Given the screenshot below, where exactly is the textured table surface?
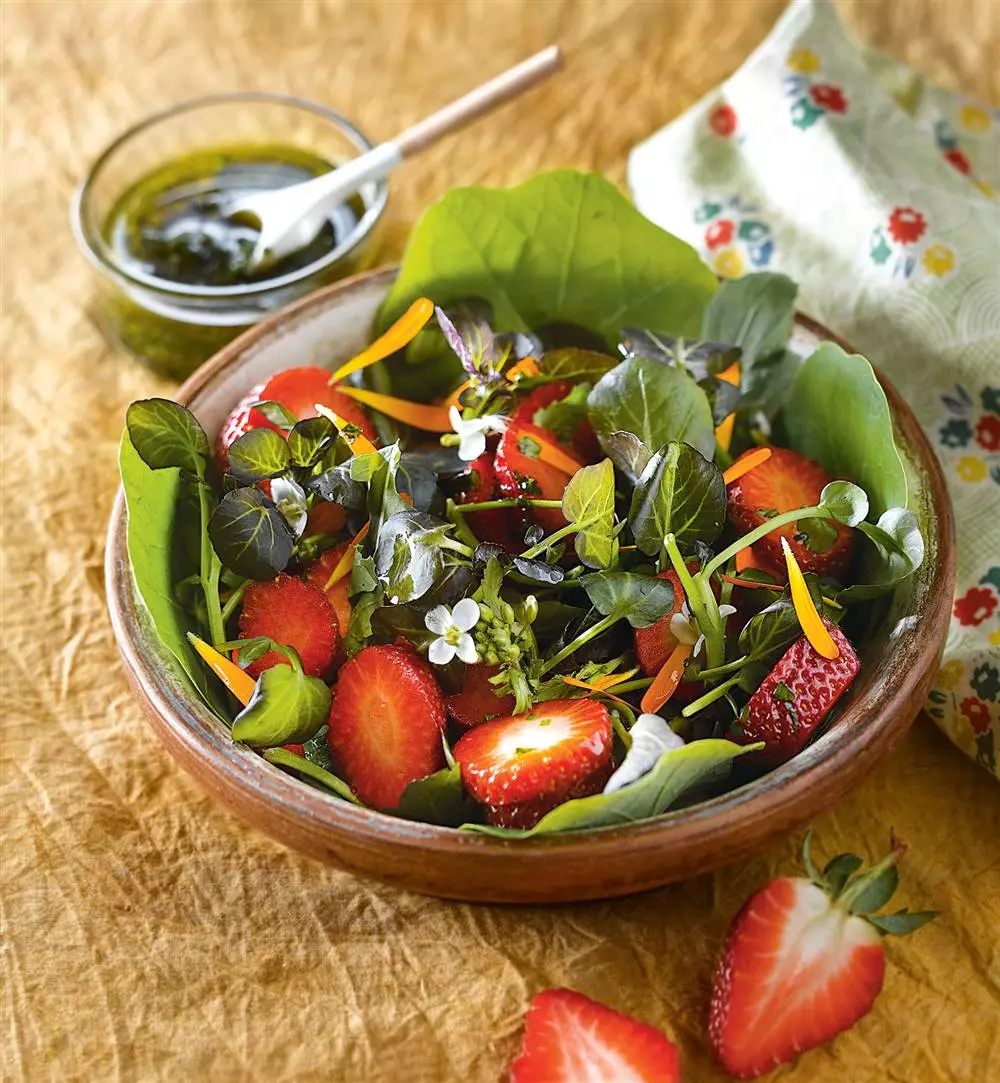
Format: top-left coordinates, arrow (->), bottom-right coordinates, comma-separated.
2,2 -> 999,1080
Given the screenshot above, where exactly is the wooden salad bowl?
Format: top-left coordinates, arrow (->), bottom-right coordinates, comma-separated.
105,266 -> 956,904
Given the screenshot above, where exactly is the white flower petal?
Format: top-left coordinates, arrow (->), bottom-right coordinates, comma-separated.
458,429 -> 487,461
424,605 -> 452,635
449,405 -> 465,432
603,714 -> 685,794
455,634 -> 478,664
693,634 -> 705,659
451,597 -> 480,632
669,612 -> 699,645
718,604 -> 738,619
428,637 -> 457,665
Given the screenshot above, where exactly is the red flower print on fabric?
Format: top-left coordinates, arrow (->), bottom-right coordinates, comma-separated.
809,84 -> 847,114
961,696 -> 992,735
709,104 -> 738,137
705,219 -> 735,250
944,147 -> 972,175
887,207 -> 927,245
954,586 -> 998,626
975,415 -> 1000,451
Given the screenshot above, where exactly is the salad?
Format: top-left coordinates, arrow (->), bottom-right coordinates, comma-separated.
119,171 -> 925,837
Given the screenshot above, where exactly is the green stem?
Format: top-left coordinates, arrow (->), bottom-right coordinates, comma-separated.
663,534 -> 725,670
681,674 -> 742,718
221,580 -> 249,626
539,612 -> 619,676
457,498 -> 564,513
444,499 -> 480,549
196,475 -> 226,647
521,521 -> 576,560
837,839 -> 906,912
704,503 -> 828,579
438,537 -> 475,558
695,655 -> 749,682
604,677 -> 653,695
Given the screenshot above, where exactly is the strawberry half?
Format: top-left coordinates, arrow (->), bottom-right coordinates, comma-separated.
510,381 -> 600,463
238,574 -> 341,680
494,421 -> 572,534
453,699 -> 613,828
633,568 -> 688,677
454,451 -> 523,549
511,988 -> 682,1083
709,835 -> 935,1078
326,644 -> 446,809
445,664 -> 516,728
302,543 -> 352,641
727,446 -> 856,579
737,621 -> 859,766
216,366 -> 378,469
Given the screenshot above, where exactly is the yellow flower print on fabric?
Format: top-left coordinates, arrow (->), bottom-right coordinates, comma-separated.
959,105 -> 991,133
922,243 -> 955,278
787,48 -> 820,74
957,456 -> 988,483
990,628 -> 1000,648
714,248 -> 745,278
975,180 -> 995,199
937,659 -> 965,690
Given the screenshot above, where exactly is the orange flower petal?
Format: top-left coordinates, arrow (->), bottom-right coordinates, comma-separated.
188,633 -> 256,706
723,446 -> 772,486
714,362 -> 741,452
781,536 -> 839,659
313,404 -> 378,456
323,522 -> 370,591
640,642 -> 693,714
336,386 -> 452,432
533,432 -> 585,476
561,675 -> 632,709
329,298 -> 433,384
505,356 -> 540,380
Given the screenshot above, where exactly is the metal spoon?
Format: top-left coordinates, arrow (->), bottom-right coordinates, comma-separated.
227,45 -> 562,272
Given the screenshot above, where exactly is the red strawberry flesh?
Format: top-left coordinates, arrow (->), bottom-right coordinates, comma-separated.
302,543 -> 353,639
494,421 -> 572,534
511,987 -> 682,1083
510,381 -> 600,463
445,664 -> 516,728
455,452 -> 523,549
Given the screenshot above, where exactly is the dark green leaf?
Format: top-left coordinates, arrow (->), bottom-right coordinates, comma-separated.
847,865 -> 899,915
287,416 -> 335,467
307,465 -> 367,510
462,739 -> 759,837
628,441 -> 727,555
534,601 -> 587,640
209,486 -> 295,580
868,910 -> 938,937
303,725 -> 336,771
397,455 -> 440,512
702,272 -> 798,368
582,571 -> 675,628
396,762 -> 469,826
795,516 -> 840,554
374,511 -> 449,604
236,636 -> 272,666
602,430 -> 653,487
820,481 -> 870,527
737,578 -> 825,666
227,428 -> 292,482
823,853 -> 863,897
512,556 -> 565,584
345,583 -> 383,653
252,400 -> 297,431
533,383 -> 591,443
563,459 -> 616,569
700,374 -> 742,426
619,329 -> 741,381
838,508 -> 925,603
126,398 -> 209,474
262,747 -> 358,802
232,663 -> 331,746
535,347 -> 616,384
588,356 -> 715,459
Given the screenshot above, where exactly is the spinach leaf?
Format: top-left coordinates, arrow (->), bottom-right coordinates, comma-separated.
227,428 -> 292,482
232,663 -> 331,746
602,430 -> 653,487
262,747 -> 359,803
582,571 -> 675,628
783,344 -> 907,516
462,739 -> 759,837
838,507 -> 925,603
628,441 -> 726,555
396,763 -> 470,826
563,459 -> 616,569
126,398 -> 209,474
702,272 -> 798,368
588,356 -> 715,459
380,171 -> 717,346
209,486 -> 295,580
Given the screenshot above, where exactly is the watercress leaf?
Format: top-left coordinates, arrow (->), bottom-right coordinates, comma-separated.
582,571 -> 675,628
474,542 -> 508,570
523,525 -> 545,547
380,170 -> 717,345
740,348 -> 802,417
262,747 -> 358,803
738,577 -> 824,664
820,481 -> 870,527
349,553 -> 379,596
396,763 -> 469,826
700,374 -> 743,426
303,724 -> 335,770
252,400 -> 297,431
534,601 -> 587,640
398,455 -> 441,512
702,272 -> 798,368
535,347 -> 616,384
868,910 -> 938,937
287,416 -> 335,468
306,465 -> 367,510
795,516 -> 839,554
588,356 -> 716,459
345,583 -> 382,653
533,383 -> 591,443
838,508 -> 925,603
619,329 -> 741,381
353,444 -> 408,549
227,428 -> 292,483
602,430 -> 653,488
374,511 -> 448,604
563,459 -> 616,569
126,398 -> 209,474
782,344 -> 907,516
209,486 -> 295,580
231,663 -> 331,746
604,714 -> 685,793
235,636 -> 272,666
512,556 -> 565,585
847,864 -> 900,916
628,441 -> 727,555
462,739 -> 759,837
823,853 -> 863,897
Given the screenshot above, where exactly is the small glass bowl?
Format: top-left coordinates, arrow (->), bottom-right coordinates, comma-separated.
72,93 -> 388,380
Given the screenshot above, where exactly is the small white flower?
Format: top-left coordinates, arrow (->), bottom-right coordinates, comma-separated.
449,406 -> 507,462
425,598 -> 480,665
270,477 -> 309,537
603,713 -> 686,794
668,602 -> 737,658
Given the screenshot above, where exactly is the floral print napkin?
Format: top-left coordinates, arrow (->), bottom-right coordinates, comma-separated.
628,0 -> 1000,777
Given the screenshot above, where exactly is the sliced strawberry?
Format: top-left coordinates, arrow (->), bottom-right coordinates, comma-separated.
494,421 -> 572,534
633,569 -> 687,677
709,837 -> 934,1078
454,452 -> 523,549
303,500 -> 347,538
453,699 -> 612,827
737,622 -> 859,766
302,544 -> 352,639
238,574 -> 341,680
282,743 -> 305,757
484,761 -> 612,828
445,664 -> 516,728
326,644 -> 446,809
727,446 -> 856,579
511,988 -> 681,1083
216,366 -> 378,468
511,381 -> 600,463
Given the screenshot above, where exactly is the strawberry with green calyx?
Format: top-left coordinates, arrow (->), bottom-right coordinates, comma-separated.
709,831 -> 937,1079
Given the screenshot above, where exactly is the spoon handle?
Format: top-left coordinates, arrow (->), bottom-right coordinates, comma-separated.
392,45 -> 562,158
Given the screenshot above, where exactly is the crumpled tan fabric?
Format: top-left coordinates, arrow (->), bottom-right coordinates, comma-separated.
2,3 -> 998,1081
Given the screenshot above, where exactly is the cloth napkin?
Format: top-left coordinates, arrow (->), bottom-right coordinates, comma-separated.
628,0 -> 1000,777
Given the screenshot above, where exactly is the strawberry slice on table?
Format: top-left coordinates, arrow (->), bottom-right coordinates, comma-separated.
736,621 -> 859,766
453,699 -> 613,828
302,543 -> 353,641
511,987 -> 682,1083
238,574 -> 342,680
216,366 -> 378,468
445,664 -> 516,728
510,381 -> 600,463
494,421 -> 573,535
454,451 -> 524,549
326,644 -> 446,809
727,446 -> 857,580
709,835 -> 936,1078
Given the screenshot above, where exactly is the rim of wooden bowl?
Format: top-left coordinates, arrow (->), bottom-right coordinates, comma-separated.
106,265 -> 956,903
